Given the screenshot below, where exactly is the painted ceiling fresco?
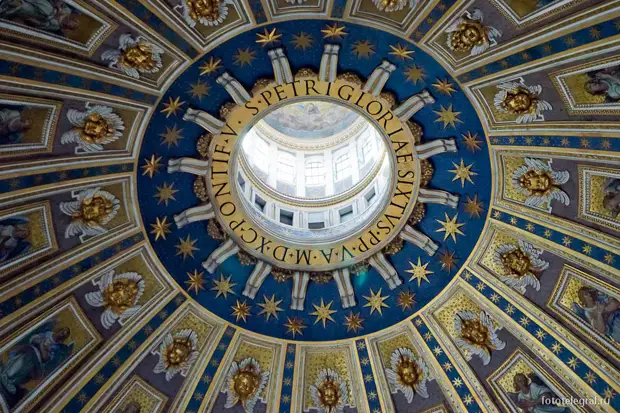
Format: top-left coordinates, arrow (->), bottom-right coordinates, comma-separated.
0,1 -> 619,413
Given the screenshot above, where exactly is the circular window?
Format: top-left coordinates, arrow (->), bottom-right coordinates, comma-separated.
234,99 -> 393,246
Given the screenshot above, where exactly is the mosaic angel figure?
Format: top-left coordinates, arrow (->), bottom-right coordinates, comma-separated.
0,106 -> 32,145
59,187 -> 120,239
494,239 -> 548,294
572,286 -> 620,342
385,348 -> 430,403
512,158 -> 570,208
454,310 -> 505,365
445,9 -> 502,56
223,357 -> 270,413
0,320 -> 73,409
153,329 -> 198,381
310,369 -> 349,413
85,270 -> 144,329
61,105 -> 125,153
101,34 -> 164,79
178,0 -> 231,27
494,80 -> 552,123
0,0 -> 80,34
372,0 -> 419,12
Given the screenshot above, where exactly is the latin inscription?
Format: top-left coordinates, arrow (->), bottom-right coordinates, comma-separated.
209,79 -> 419,269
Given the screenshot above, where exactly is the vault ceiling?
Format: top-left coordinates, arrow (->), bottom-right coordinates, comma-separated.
0,1 -> 618,413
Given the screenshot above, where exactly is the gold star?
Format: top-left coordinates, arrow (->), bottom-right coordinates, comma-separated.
436,213 -> 465,242
406,257 -> 433,286
363,288 -> 389,315
154,182 -> 178,206
176,235 -> 199,260
567,357 -> 579,369
351,40 -> 375,58
291,32 -> 313,51
564,36 -> 576,47
141,154 -> 162,178
433,346 -> 443,356
544,229 -> 552,238
476,282 -> 485,291
344,311 -> 364,333
185,269 -> 205,294
490,293 -> 500,303
433,78 -> 457,96
160,125 -> 184,148
434,104 -> 463,129
199,56 -> 221,76
361,357 -> 370,366
601,139 -> 611,150
161,96 -> 185,118
464,195 -> 484,218
311,299 -> 337,327
439,249 -> 458,272
562,236 -> 572,247
150,217 -> 171,241
211,274 -> 236,299
583,371 -> 596,385
424,332 -> 432,341
582,244 -> 592,255
321,23 -> 347,39
188,80 -> 210,101
526,223 -> 535,232
604,253 -> 615,264
519,317 -> 530,327
364,374 -> 373,383
452,377 -> 462,387
397,290 -> 416,311
233,48 -> 256,67
535,329 -> 546,340
257,294 -> 283,321
357,341 -> 366,350
284,317 -> 306,338
403,64 -> 425,84
603,388 -> 614,400
463,395 -> 474,405
493,211 -> 502,219
231,299 -> 251,322
551,342 -> 562,354
510,217 -> 518,225
389,43 -> 414,60
462,131 -> 482,152
449,159 -> 477,187
505,304 -> 515,315
443,362 -> 452,371
561,137 -> 570,146
256,27 -> 282,46
282,395 -> 291,404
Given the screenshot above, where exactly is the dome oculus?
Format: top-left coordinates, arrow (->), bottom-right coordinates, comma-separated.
207,77 -> 420,271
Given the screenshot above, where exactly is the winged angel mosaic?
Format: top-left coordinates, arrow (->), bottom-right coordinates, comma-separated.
372,0 -> 419,12
153,329 -> 199,381
177,0 -> 231,27
223,357 -> 270,413
385,348 -> 431,403
310,369 -> 349,413
61,105 -> 124,153
85,270 -> 144,329
59,187 -> 120,239
455,310 -> 506,365
512,158 -> 570,209
446,9 -> 502,56
494,239 -> 549,294
101,34 -> 164,79
495,80 -> 552,123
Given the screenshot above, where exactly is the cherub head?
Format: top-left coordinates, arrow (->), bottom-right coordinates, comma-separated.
518,169 -> 553,194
